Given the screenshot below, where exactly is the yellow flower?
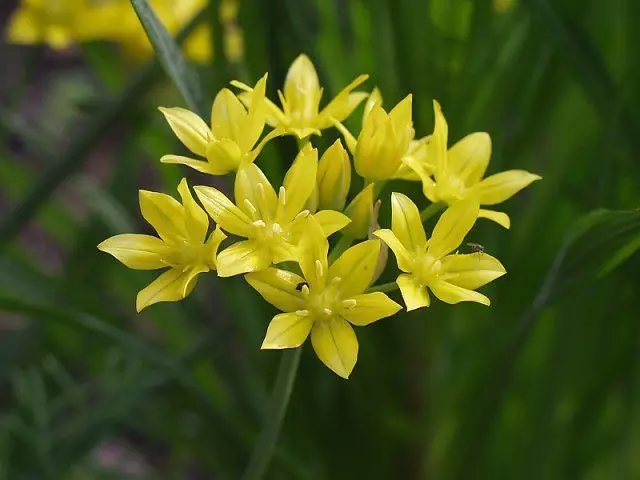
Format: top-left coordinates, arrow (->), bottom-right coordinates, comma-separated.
342,183 -> 375,240
232,54 -> 368,139
160,74 -> 280,175
337,93 -> 416,182
98,179 -> 226,312
374,193 -> 506,311
246,217 -> 401,378
315,139 -> 351,212
194,146 -> 350,277
405,101 -> 541,229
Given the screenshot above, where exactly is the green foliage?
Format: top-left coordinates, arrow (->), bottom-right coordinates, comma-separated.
1,0 -> 640,478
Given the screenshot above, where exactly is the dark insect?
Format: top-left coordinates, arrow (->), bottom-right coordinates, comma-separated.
466,242 -> 485,254
295,282 -> 309,292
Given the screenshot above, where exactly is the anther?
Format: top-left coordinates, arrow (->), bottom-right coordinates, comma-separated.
243,199 -> 258,216
295,309 -> 310,316
342,299 -> 357,310
271,222 -> 283,234
278,186 -> 286,206
314,260 -> 324,278
294,210 -> 310,220
252,220 -> 266,228
301,284 -> 310,296
331,276 -> 342,285
323,308 -> 333,316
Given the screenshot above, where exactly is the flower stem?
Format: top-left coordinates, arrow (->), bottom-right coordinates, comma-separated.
328,235 -> 353,263
241,348 -> 302,480
366,281 -> 398,294
420,202 -> 445,222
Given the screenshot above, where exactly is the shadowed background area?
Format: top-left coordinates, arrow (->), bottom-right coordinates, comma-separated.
1,0 -> 640,478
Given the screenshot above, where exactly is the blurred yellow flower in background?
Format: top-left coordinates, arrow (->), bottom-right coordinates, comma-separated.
375,193 -> 506,311
98,179 -> 226,312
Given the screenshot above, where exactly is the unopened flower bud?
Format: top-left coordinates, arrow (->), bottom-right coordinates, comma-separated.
317,139 -> 351,211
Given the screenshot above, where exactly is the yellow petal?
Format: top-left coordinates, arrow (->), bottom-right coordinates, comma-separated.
245,268 -> 305,312
317,74 -> 369,128
441,253 -> 506,290
160,155 -> 220,175
98,234 -> 168,270
159,107 -> 212,157
389,94 -> 413,136
313,210 -> 351,237
397,274 -> 430,311
373,229 -> 413,273
297,215 -> 329,290
177,178 -> 208,243
243,74 -> 268,152
343,182 -> 375,239
6,9 -> 40,45
362,87 -> 383,123
216,240 -> 271,277
204,226 -> 227,270
194,186 -> 252,237
478,209 -> 511,229
211,88 -> 247,143
448,132 -> 491,186
284,54 -> 320,119
317,139 -> 351,211
473,170 -> 542,205
429,280 -> 490,306
235,162 -> 278,220
280,145 -> 318,222
428,199 -> 479,259
136,265 -> 208,312
205,138 -> 244,174
339,292 -> 402,326
261,312 -> 314,349
139,190 -> 186,243
391,192 -> 427,254
328,239 -> 380,297
428,100 -> 449,182
311,317 -> 358,379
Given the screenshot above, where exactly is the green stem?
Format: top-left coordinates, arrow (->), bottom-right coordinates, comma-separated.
241,348 -> 302,480
420,202 -> 445,222
328,235 -> 353,263
366,281 -> 399,294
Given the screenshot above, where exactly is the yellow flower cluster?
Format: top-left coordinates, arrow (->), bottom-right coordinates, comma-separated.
99,55 -> 540,378
5,0 -> 242,62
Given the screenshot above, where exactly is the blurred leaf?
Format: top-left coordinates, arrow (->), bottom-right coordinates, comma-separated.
130,0 -> 205,115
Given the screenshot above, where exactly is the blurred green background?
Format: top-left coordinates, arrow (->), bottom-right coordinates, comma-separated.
1,0 -> 640,478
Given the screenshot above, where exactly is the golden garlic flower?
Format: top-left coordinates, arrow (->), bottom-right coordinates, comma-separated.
246,217 -> 401,378
98,179 -> 226,312
375,193 -> 506,311
406,101 -> 541,228
194,146 -> 350,277
232,54 -> 368,139
160,75 -> 280,175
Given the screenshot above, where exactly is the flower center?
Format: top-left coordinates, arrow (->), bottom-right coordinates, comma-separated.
304,277 -> 344,323
414,253 -> 442,287
436,173 -> 467,203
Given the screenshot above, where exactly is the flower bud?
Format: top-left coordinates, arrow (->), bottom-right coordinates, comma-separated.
316,139 -> 351,211
354,95 -> 414,181
343,182 -> 375,239
368,200 -> 388,283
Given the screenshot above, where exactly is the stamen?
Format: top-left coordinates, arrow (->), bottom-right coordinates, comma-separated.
255,182 -> 270,219
295,309 -> 310,316
252,220 -> 266,228
331,276 -> 342,285
301,284 -> 310,296
342,299 -> 357,310
314,260 -> 324,279
278,186 -> 286,206
271,222 -> 283,234
323,308 -> 333,316
243,199 -> 258,217
294,210 -> 310,220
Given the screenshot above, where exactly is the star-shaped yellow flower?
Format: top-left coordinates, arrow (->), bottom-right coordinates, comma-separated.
194,145 -> 350,277
405,101 -> 541,228
246,217 -> 402,378
159,74 -> 280,175
98,179 -> 226,312
375,193 -> 506,311
232,54 -> 368,139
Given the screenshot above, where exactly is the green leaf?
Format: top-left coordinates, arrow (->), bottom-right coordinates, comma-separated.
130,0 -> 206,116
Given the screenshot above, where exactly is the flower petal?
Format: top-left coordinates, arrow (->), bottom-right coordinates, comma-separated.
159,107 -> 212,157
261,312 -> 314,349
194,186 -> 252,237
139,190 -> 186,242
314,210 -> 351,237
245,268 -> 305,312
297,215 -> 329,290
428,199 -> 479,259
205,138 -> 244,174
397,274 -> 429,311
211,88 -> 247,143
216,240 -> 271,277
284,54 -> 321,120
373,229 -> 413,272
448,132 -> 491,187
429,280 -> 490,306
428,100 -> 449,182
160,155 -> 218,175
473,170 -> 542,206
441,253 -> 506,290
136,265 -> 207,312
340,292 -> 402,326
177,178 -> 208,243
391,192 -> 427,254
317,75 -> 369,128
235,162 -> 278,220
279,145 -> 318,223
204,226 -> 227,270
98,234 -> 168,270
328,239 -> 380,297
242,74 -> 268,152
311,317 -> 358,378
478,209 -> 511,229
